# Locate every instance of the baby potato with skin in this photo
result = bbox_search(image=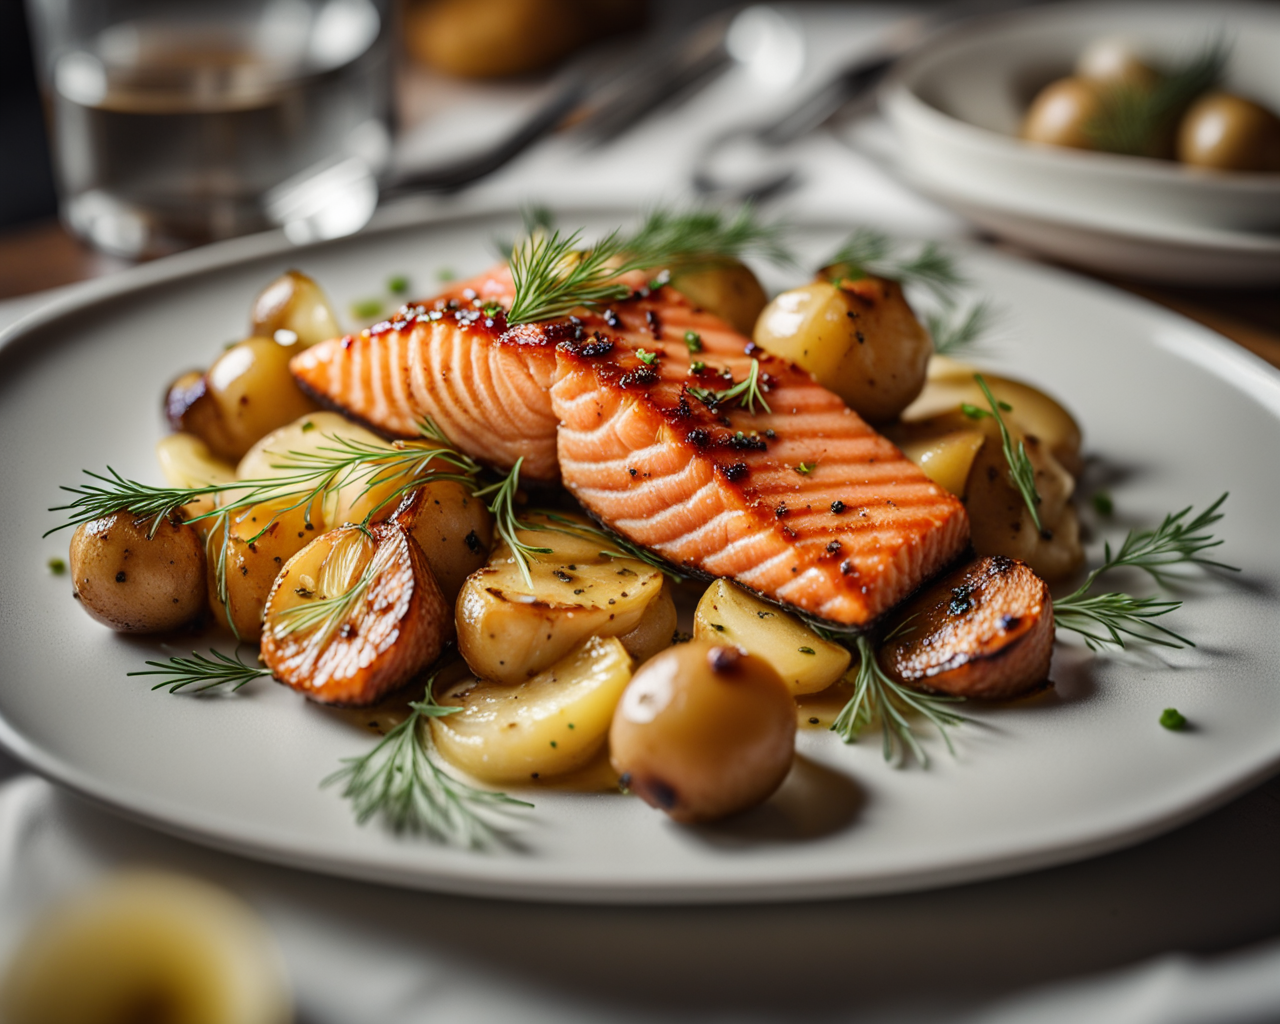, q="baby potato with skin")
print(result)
[392,482,495,603]
[610,641,796,823]
[69,512,207,633]
[753,276,932,423]
[1178,92,1280,172]
[249,270,343,348]
[667,259,768,336]
[1021,77,1105,150]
